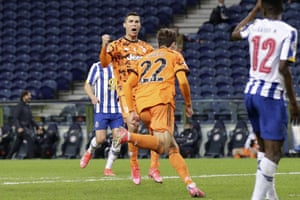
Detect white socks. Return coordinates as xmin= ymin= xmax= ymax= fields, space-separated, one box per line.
xmin=88 ymin=137 xmax=101 ymax=153
xmin=251 ymin=156 xmax=277 ymax=200
xmin=256 ymin=152 xmax=279 ymax=200
xmin=105 ymin=143 xmax=121 ymax=169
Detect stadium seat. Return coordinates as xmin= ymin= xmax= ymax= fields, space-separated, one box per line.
xmin=0 ymin=80 xmax=13 ymax=90
xmin=215 ymin=75 xmax=233 ymax=87
xmin=40 ymin=80 xmax=58 ymax=99
xmin=157 ymin=6 xmax=174 ymax=26
xmin=198 ymin=67 xmax=216 ymax=79
xmin=214 ymin=48 xmax=231 ymax=59
xmin=55 ymin=71 xmax=73 ymax=91
xmin=227 ymin=120 xmax=250 ymax=157
xmin=215 ymin=66 xmax=232 ymax=77
xmin=10 ymin=89 xmax=24 ymax=100
xmin=217 ymin=85 xmax=234 ymax=98
xmin=0 ymin=89 xmax=12 ymax=101
xmin=231 ymin=66 xmax=249 ymax=78
xmin=215 ymin=58 xmax=232 ymax=69
xmin=183 ymin=49 xmax=201 ymax=60
xmin=199 ymin=49 xmax=215 ymax=60
xmin=61 ymin=123 xmax=83 ymax=159
xmin=204 ymin=120 xmax=227 ymax=158
xmin=186 ymin=59 xmax=201 ymax=69
xmin=142 ymin=16 xmax=160 ymax=34
xmin=200 ymin=85 xmax=218 ymax=98
xmin=197 ymin=23 xmax=214 ymax=34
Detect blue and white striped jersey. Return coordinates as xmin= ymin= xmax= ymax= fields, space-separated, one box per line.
xmin=240 ymin=18 xmax=298 ymax=99
xmin=86 ymin=62 xmax=121 ymax=113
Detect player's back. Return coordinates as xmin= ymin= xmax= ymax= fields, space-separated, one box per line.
xmin=247 ymin=19 xmax=297 ymax=83
xmin=244 ymin=19 xmax=297 ymax=99
xmin=135 ymin=47 xmax=188 ymax=112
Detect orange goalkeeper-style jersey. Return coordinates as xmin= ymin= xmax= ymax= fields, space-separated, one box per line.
xmin=100 ymin=37 xmax=154 ymax=86
xmin=130 ymin=47 xmax=190 ymax=113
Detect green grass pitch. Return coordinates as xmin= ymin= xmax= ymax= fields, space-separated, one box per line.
xmin=0 ymin=158 xmax=299 ymax=200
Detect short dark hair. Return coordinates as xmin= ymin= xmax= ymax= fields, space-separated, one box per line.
xmin=20 ymin=90 xmax=30 ymax=101
xmin=157 ymin=28 xmax=177 ymax=47
xmin=124 ymin=12 xmax=140 ymax=22
xmin=262 ymin=0 xmax=283 ymax=15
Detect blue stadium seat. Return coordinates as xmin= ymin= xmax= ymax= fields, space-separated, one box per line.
xmin=60 ymin=0 xmax=74 ymax=9
xmin=215 ymin=58 xmax=232 ymax=69
xmin=198 ymin=41 xmax=216 ymax=52
xmin=60 ymin=8 xmax=75 ymax=18
xmin=215 ymin=75 xmax=233 ymax=87
xmin=10 ymin=89 xmax=24 ymax=100
xmin=214 ymin=48 xmax=231 ymax=59
xmin=12 ymin=71 xmax=30 ymax=81
xmin=3 ymin=2 xmax=17 ymax=11
xmin=27 ymin=71 xmax=44 ymax=81
xmin=200 ymin=85 xmax=218 ymax=98
xmin=198 ymin=67 xmax=216 ymax=79
xmin=142 ymin=16 xmax=160 ymax=34
xmin=17 ymin=18 xmax=32 ymax=28
xmin=230 ymin=49 xmax=248 ymax=59
xmin=231 ymin=67 xmax=249 ymax=79
xmin=287 ymin=2 xmax=300 ymax=11
xmin=215 ymin=66 xmax=232 ymax=77
xmin=231 ymin=57 xmax=249 ymax=68
xmin=0 ymin=80 xmax=13 ymax=90
xmin=55 ymin=71 xmax=73 ymax=90
xmin=46 ymin=0 xmax=60 ymax=9
xmin=11 ymin=80 xmax=28 ymax=90
xmin=183 ymin=49 xmax=201 ymax=60
xmin=214 ymin=22 xmax=232 ymax=32
xmin=200 ymin=58 xmax=217 ymax=68
xmin=217 ymin=85 xmax=234 ymax=98
xmin=26 ymin=80 xmax=42 ymax=99
xmin=0 ymin=89 xmax=12 ymax=101
xmin=186 ymin=59 xmax=201 ymax=69
xmin=157 ymin=6 xmax=174 ymax=26
xmin=31 ymin=9 xmax=46 ymax=19
xmin=184 ymin=42 xmax=200 ymax=51
xmin=199 ymin=76 xmax=216 ymax=87
xmin=40 ymin=80 xmax=58 ymax=99
xmin=2 ymin=19 xmax=17 ymax=29
xmin=197 ymin=32 xmax=215 ymax=41
xmin=45 ymin=9 xmax=60 ymax=19
xmin=198 ymin=23 xmax=215 ymax=33
xmin=199 ymin=50 xmax=215 ymax=60
xmin=16 ymin=27 xmax=31 ymax=37
xmin=2 ymin=10 xmax=17 ymax=20
xmin=213 ymin=31 xmax=230 ymax=42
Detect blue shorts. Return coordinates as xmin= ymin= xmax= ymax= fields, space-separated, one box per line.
xmin=94 ymin=113 xmax=124 ymax=130
xmin=244 ymin=94 xmax=288 ymax=141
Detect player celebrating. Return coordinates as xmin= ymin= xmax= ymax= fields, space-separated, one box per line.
xmin=231 ymin=0 xmax=300 ymax=199
xmin=99 ymin=12 xmax=162 ymax=185
xmin=114 ymin=28 xmax=205 ymax=198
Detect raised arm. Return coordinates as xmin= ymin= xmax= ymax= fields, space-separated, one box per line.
xmin=99 ymin=34 xmax=112 ymax=67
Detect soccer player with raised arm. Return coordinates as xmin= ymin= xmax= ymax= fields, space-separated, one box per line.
xmin=231 ymin=0 xmax=300 ymax=199
xmin=98 ymin=12 xmax=162 ymax=185
xmin=114 ymin=28 xmax=205 ymax=198
xmin=80 ymin=62 xmax=124 ymax=176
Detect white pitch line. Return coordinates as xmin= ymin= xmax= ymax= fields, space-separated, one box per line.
xmin=2 ymin=172 xmax=300 ymax=185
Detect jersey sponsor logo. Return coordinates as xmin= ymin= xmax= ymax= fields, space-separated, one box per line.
xmin=108 ymin=78 xmax=117 ymax=90
xmin=126 ymin=54 xmax=142 ymax=61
